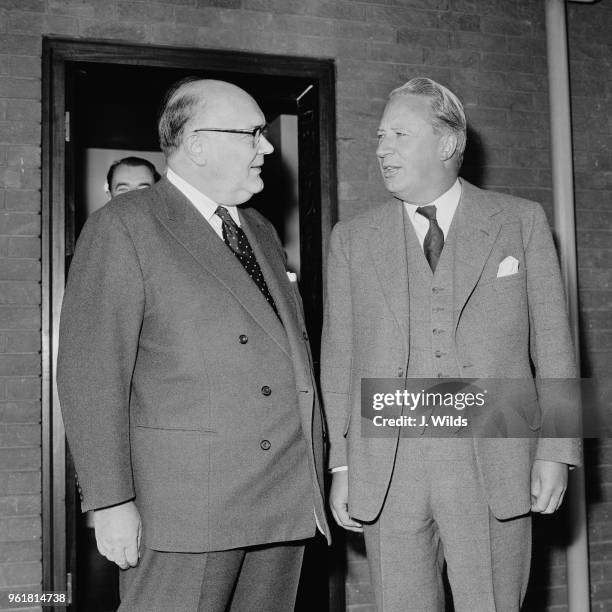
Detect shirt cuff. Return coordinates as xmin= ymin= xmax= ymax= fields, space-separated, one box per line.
xmin=330 ymin=465 xmax=348 ymax=473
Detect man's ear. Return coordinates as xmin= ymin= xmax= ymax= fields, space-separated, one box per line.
xmin=439 ymin=132 xmax=458 ymax=162
xmin=184 ymin=132 xmax=207 ymax=166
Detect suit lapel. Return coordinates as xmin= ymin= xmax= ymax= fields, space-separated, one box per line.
xmin=240 ymin=208 xmax=313 ymax=391
xmin=151 ymin=180 xmax=290 ymax=357
xmin=452 ymin=179 xmax=502 ymax=330
xmin=367 ymin=202 xmax=410 ymax=354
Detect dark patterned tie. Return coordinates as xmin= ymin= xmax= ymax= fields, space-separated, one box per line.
xmin=215 ymin=206 xmax=279 ymax=318
xmin=416 ymin=205 xmax=445 ymax=272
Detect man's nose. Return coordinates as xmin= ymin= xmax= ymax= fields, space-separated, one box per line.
xmin=376 ymin=135 xmax=391 ymax=158
xmin=258 ymin=134 xmax=274 ymax=155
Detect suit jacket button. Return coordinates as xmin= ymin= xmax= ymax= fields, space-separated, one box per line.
xmin=238 ymin=334 xmax=248 ymax=344
xmin=260 ymin=439 xmax=271 ymax=450
xmin=261 ymin=385 xmax=272 ymax=396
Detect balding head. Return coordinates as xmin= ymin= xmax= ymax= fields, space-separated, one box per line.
xmin=158 ymin=78 xmax=274 ymax=206
xmin=158 ymin=79 xmax=259 ymax=158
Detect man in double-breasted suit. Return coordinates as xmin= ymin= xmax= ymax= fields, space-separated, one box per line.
xmin=57 ymin=79 xmax=329 ymax=612
xmin=321 ymin=78 xmax=580 ymax=611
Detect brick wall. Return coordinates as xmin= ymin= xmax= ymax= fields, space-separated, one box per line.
xmin=0 ymin=0 xmax=609 ymax=610
xmin=569 ymin=2 xmax=612 ymax=611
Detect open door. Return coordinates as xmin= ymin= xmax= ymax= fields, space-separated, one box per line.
xmin=42 ymin=37 xmax=337 ymax=611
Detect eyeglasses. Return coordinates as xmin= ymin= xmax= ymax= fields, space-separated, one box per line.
xmin=192 ymin=125 xmax=268 ymax=148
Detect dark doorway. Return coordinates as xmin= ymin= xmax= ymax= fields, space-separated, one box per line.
xmin=42 ymin=38 xmax=338 ymax=611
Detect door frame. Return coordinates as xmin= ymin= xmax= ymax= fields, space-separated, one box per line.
xmin=41 ymin=36 xmax=338 ymax=607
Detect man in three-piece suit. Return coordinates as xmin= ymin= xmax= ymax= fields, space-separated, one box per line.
xmin=57 ymin=78 xmax=329 ymax=611
xmin=321 ymin=78 xmax=580 ymax=611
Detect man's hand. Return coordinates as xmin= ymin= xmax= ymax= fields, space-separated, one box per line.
xmin=329 ymin=470 xmax=363 ymax=533
xmin=530 ymin=460 xmax=568 ymax=514
xmin=93 ymin=500 xmax=141 ymax=569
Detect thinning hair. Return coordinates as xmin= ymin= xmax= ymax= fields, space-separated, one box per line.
xmin=157 ymin=76 xmax=203 ymax=157
xmin=390 ymin=77 xmax=467 ymax=166
xmin=106 ymin=156 xmax=161 ymax=188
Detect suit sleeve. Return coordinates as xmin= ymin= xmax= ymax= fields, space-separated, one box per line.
xmin=320 ymin=223 xmax=353 ymax=469
xmin=526 ymin=203 xmax=582 ymax=466
xmin=57 ymin=206 xmax=145 ymax=511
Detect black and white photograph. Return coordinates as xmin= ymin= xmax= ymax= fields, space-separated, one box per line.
xmin=0 ymin=1 xmax=610 ymax=611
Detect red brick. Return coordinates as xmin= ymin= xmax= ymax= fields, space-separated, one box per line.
xmin=450 ymin=30 xmax=506 ymax=52
xmin=0 ymin=560 xmax=41 ymax=586
xmin=0 ymin=403 xmax=38 ymax=423
xmin=0 ymin=541 xmax=39 ymax=563
xmin=0 ymin=416 xmax=39 ymax=445
xmin=0 ymin=283 xmax=39 ymax=306
xmin=0 ymin=123 xmax=40 ymax=146
xmin=5 ymin=148 xmax=39 ymax=170
xmin=5 ymin=11 xmax=45 ymax=33
xmin=0 ymin=494 xmax=40 ymax=517
xmin=5 ymin=380 xmax=39 ymax=401
xmin=0 ymin=56 xmax=40 ymax=80
xmin=0 ymin=237 xmax=40 ymax=259
xmin=478 ymin=90 xmax=534 ymax=111
xmin=3 ymin=192 xmax=39 ymax=214
xmin=46 ymin=0 xmax=107 ymax=18
xmin=365 ymin=5 xmax=436 ymax=28
xmin=397 ymin=27 xmax=451 ymax=48
xmin=0 ymin=306 xmax=39 ymax=329
xmin=0 ymin=0 xmax=44 ymax=10
xmin=334 ymin=21 xmax=395 ymax=43
xmin=0 ymin=256 xmax=40 ymax=281
xmin=346 ymin=581 xmax=375 ymax=606
xmin=369 ymin=43 xmax=423 ymax=64
xmin=481 ymin=52 xmax=533 ymax=74
xmin=301 ymin=0 xmax=367 ymax=21
xmin=579 ymin=212 xmax=612 ymax=231
xmin=0 ymin=214 xmax=40 ymax=237
xmin=0 ymin=472 xmax=40 ymax=495
xmin=4 ymin=102 xmax=40 ymax=123
xmin=117 ymin=1 xmax=177 ymax=23
xmin=0 ymin=448 xmax=39 ymax=471
xmin=507 ymin=36 xmax=547 ymax=57
xmin=585 ymin=331 xmax=612 ymax=351
xmin=147 ymin=23 xmax=201 ymax=46
xmin=468 ymin=107 xmax=508 ymax=129
xmin=78 ymin=20 xmax=148 ymax=42
xmin=509 ymin=149 xmax=550 ymax=169
xmin=0 ymin=35 xmax=40 ymax=55
xmin=424 ymin=47 xmax=480 ymax=69
xmin=197 ymin=0 xmax=242 ymax=7
xmin=298 ymin=37 xmax=369 ymax=61
xmin=0 ymin=357 xmax=40 ymax=378
xmin=45 ymin=13 xmax=80 ymax=36
xmin=0 ymin=169 xmax=40 ymax=191
xmin=175 ymin=5 xmax=233 ymax=27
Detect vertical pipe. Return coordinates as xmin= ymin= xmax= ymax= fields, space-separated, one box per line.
xmin=544 ymin=1 xmax=590 ymax=610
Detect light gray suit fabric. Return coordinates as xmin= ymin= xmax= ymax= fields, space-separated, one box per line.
xmin=57 ymin=178 xmax=330 ymax=555
xmin=321 ymin=179 xmax=580 ymax=610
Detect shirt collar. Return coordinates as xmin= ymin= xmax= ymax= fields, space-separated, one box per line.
xmin=166 ymin=167 xmax=240 ymax=226
xmin=404 ymin=178 xmax=461 ymax=234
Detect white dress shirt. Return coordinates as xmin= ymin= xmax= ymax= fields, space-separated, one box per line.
xmin=166 ymin=167 xmax=241 ymax=235
xmin=403 ymin=178 xmax=462 ymax=245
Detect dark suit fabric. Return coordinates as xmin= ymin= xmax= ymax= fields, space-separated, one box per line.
xmin=57 ymin=178 xmax=329 ymax=609
xmin=321 ymin=179 xmax=580 ymax=611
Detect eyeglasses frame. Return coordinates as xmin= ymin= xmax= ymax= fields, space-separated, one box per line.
xmin=191 ymin=125 xmax=268 ymax=147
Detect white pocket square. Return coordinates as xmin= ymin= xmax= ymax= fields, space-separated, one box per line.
xmin=286 ymin=271 xmax=298 ymax=282
xmin=497 ymin=256 xmax=519 ymax=277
